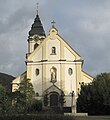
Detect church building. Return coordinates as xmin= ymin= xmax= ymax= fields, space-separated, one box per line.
xmin=12 ymin=9 xmax=93 ymax=113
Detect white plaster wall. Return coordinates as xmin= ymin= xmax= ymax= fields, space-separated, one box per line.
xmin=32 ymin=47 xmax=42 ymax=61
xmin=83 ymin=75 xmax=92 ymax=84
xmin=45 ymin=64 xmax=60 ymax=89
xmin=30 ymin=41 xmax=35 ymax=53
xmin=65 ymin=64 xmax=76 ymax=95
xmin=12 ymin=76 xmax=21 ymax=92
xmin=12 ymin=73 xmax=26 ymax=92
xmin=64 ymin=47 xmax=75 ymax=61
xmin=46 ymin=39 xmax=60 ymax=60
xmin=31 ymin=65 xmax=42 ymax=95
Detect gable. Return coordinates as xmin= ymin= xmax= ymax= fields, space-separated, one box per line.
xmin=28 ymin=35 xmax=49 ymax=61
xmin=28 ymin=27 xmax=82 ymax=61
xmin=44 ymin=84 xmax=62 ymax=95
xmin=31 ymin=47 xmax=42 ymax=61
xmin=64 ymin=47 xmax=75 ymax=61
xmin=57 ymin=34 xmax=81 ymax=60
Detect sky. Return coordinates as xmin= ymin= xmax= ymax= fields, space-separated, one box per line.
xmin=0 ymin=0 xmax=110 ymax=77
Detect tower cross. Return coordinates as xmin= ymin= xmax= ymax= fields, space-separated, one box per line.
xmin=36 ymin=2 xmax=39 ymax=15
xmin=51 ymin=20 xmax=56 ymax=27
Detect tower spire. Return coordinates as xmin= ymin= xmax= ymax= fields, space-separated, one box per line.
xmin=28 ymin=3 xmax=46 ymax=37
xmin=36 ymin=2 xmax=39 ymax=15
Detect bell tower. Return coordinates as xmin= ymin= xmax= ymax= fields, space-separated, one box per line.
xmin=27 ymin=4 xmax=46 ymax=56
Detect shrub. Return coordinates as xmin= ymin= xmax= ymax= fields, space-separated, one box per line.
xmin=27 ymin=99 xmax=42 ymax=113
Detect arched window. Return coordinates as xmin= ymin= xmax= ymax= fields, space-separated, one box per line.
xmin=35 ymin=69 xmax=39 ymax=76
xmin=68 ymin=68 xmax=73 ymax=76
xmin=51 ymin=47 xmax=56 ymax=55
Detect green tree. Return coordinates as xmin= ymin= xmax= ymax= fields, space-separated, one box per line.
xmin=77 ymin=84 xmax=93 ymax=114
xmin=0 ymin=84 xmax=6 ymax=114
xmin=0 ymin=84 xmax=11 ymax=115
xmin=19 ymin=79 xmax=35 ymax=102
xmin=77 ymin=72 xmax=110 ymax=115
xmin=14 ymin=79 xmax=35 ymax=114
xmin=26 ymin=99 xmax=42 ymax=113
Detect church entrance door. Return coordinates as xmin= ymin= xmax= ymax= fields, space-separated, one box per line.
xmin=50 ymin=92 xmax=59 ymax=107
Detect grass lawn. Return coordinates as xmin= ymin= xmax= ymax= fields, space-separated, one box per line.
xmin=75 ymin=116 xmax=110 ymax=120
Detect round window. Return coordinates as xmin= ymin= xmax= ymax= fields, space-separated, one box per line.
xmin=36 ymin=69 xmax=39 ymax=76
xmin=68 ymin=68 xmax=73 ymax=75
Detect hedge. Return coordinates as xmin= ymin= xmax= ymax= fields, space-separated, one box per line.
xmin=0 ymin=114 xmax=75 ymax=120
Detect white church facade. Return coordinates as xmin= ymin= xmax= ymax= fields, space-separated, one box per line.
xmin=12 ymin=12 xmax=93 ymax=113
